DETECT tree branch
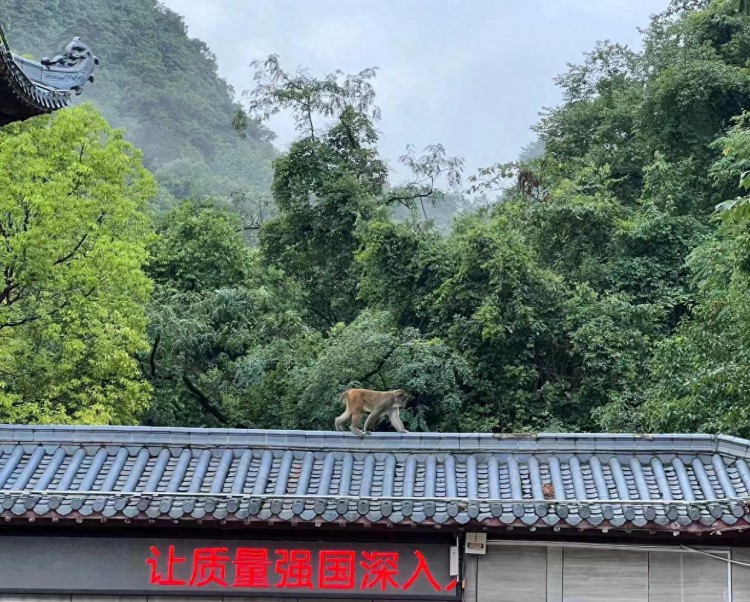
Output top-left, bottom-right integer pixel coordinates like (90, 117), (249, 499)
(181, 372), (230, 424)
(52, 232), (90, 266)
(0, 313), (42, 330)
(236, 223), (261, 233)
(306, 302), (336, 330)
(149, 332), (161, 377)
(52, 214), (105, 267)
(386, 188), (435, 207)
(360, 345), (398, 383)
(419, 197), (429, 220)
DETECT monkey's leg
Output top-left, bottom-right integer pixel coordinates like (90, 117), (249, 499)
(388, 408), (410, 433)
(349, 411), (366, 438)
(334, 409), (351, 431)
(363, 409), (384, 434)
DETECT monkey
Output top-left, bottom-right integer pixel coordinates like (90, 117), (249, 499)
(334, 388), (410, 437)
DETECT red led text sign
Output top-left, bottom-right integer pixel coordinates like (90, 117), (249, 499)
(0, 536), (459, 599)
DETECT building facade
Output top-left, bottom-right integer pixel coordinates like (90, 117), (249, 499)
(0, 425), (749, 601)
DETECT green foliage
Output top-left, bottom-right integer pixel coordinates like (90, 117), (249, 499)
(144, 276), (314, 429)
(355, 217), (450, 327)
(282, 310), (469, 432)
(642, 229), (750, 434)
(426, 208), (568, 431)
(0, 106), (156, 424)
(138, 1), (750, 435)
(639, 108), (750, 435)
(253, 61), (389, 328)
(148, 201), (252, 292)
(713, 112), (750, 218)
(10, 0), (750, 436)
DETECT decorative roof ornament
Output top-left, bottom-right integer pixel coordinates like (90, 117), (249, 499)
(0, 24), (98, 126)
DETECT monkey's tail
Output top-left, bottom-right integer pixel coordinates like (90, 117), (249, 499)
(338, 390), (349, 404)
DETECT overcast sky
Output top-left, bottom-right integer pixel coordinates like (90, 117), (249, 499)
(162, 0), (667, 179)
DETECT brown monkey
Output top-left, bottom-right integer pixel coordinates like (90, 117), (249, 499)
(334, 388), (410, 437)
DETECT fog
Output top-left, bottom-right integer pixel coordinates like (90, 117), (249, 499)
(162, 0), (667, 177)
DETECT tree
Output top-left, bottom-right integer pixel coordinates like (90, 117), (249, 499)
(0, 105), (156, 424)
(148, 200), (252, 292)
(281, 310), (469, 433)
(243, 57), (389, 329)
(640, 110), (750, 435)
(143, 200), (314, 428)
(449, 213), (567, 430)
(102, 0), (750, 436)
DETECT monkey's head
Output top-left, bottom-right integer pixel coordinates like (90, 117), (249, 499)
(393, 389), (409, 408)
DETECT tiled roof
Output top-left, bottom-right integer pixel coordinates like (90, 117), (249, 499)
(0, 25), (97, 126)
(1, 425), (750, 533)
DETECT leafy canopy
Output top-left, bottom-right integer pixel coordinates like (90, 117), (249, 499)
(0, 105), (156, 424)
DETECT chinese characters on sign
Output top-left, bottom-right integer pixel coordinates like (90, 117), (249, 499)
(146, 545), (458, 594)
(0, 536), (457, 600)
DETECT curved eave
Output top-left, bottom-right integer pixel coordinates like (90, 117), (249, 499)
(0, 46), (71, 126)
(1, 493), (748, 536)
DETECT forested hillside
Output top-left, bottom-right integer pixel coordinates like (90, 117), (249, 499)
(2, 0), (750, 436)
(0, 0), (276, 205)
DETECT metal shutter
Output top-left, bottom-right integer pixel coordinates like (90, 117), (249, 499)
(477, 545), (547, 602)
(562, 548), (648, 602)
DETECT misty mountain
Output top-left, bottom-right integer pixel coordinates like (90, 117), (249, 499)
(0, 0), (276, 205)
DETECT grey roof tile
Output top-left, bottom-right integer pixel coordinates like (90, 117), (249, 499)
(0, 426), (749, 532)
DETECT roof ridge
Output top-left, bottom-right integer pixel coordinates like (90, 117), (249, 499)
(0, 424), (741, 453)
